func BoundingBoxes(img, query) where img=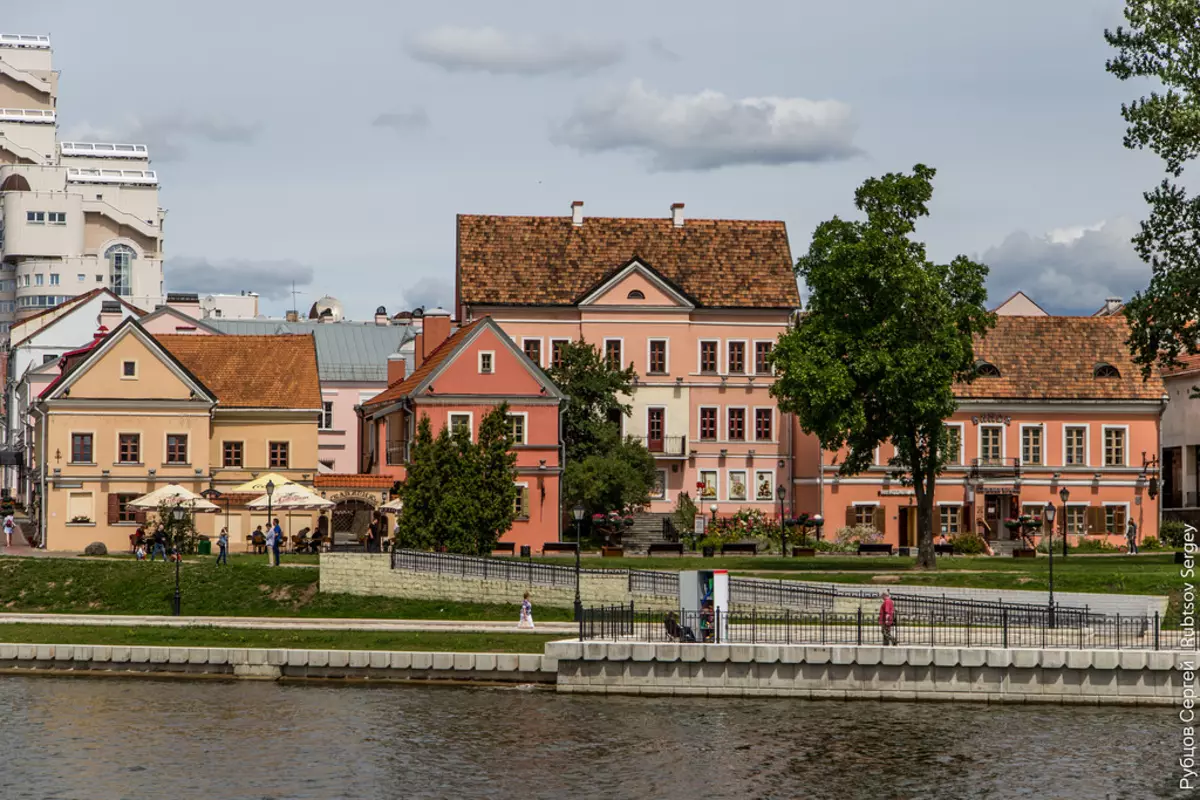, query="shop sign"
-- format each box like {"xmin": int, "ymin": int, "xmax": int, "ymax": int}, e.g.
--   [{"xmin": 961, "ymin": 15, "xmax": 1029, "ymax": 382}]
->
[
  {"xmin": 971, "ymin": 413, "xmax": 1011, "ymax": 426},
  {"xmin": 981, "ymin": 486, "xmax": 1016, "ymax": 495},
  {"xmin": 328, "ymin": 490, "xmax": 381, "ymax": 505},
  {"xmin": 878, "ymin": 489, "xmax": 915, "ymax": 496}
]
